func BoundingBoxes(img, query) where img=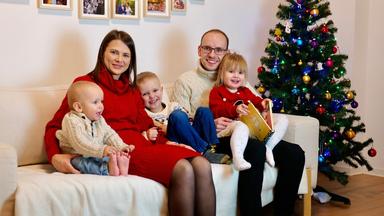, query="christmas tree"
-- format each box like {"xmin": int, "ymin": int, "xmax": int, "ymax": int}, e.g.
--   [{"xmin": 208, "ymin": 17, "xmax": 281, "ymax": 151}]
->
[{"xmin": 256, "ymin": 0, "xmax": 375, "ymax": 185}]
